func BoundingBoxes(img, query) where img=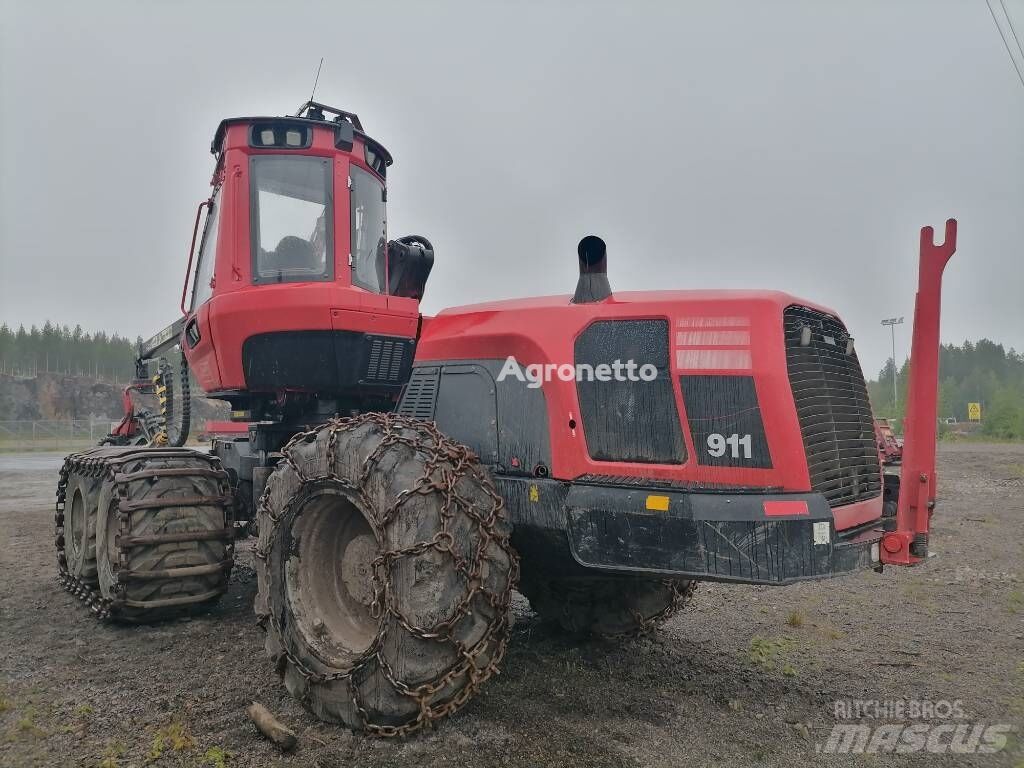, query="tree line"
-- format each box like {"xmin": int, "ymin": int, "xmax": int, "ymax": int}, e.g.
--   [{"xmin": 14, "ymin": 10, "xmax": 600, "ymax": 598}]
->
[
  {"xmin": 867, "ymin": 339, "xmax": 1024, "ymax": 440},
  {"xmin": 0, "ymin": 322, "xmax": 139, "ymax": 383},
  {"xmin": 3, "ymin": 322, "xmax": 1021, "ymax": 439}
]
